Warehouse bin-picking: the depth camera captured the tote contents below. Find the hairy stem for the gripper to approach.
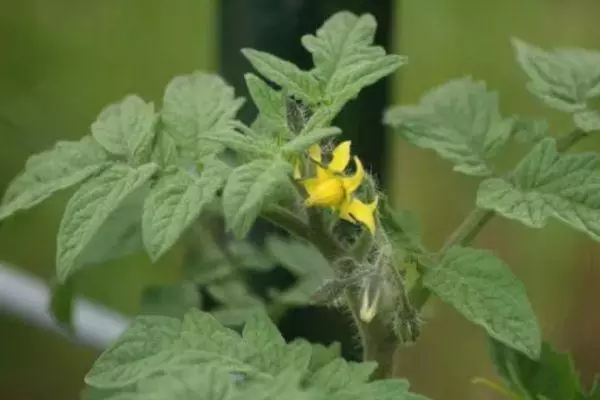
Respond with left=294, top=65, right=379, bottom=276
left=262, top=205, right=398, bottom=378
left=409, top=128, right=587, bottom=311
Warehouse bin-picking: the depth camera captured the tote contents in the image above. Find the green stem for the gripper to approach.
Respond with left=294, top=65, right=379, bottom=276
left=409, top=128, right=588, bottom=311
left=261, top=205, right=398, bottom=378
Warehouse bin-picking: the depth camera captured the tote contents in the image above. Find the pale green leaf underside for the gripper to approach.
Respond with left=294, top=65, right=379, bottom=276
left=56, top=163, right=158, bottom=282
left=161, top=72, right=244, bottom=160
left=142, top=158, right=229, bottom=261
left=512, top=38, right=600, bottom=112
left=384, top=77, right=512, bottom=176
left=0, top=136, right=108, bottom=221
left=85, top=308, right=425, bottom=399
left=301, top=11, right=407, bottom=105
left=242, top=49, right=322, bottom=105
left=244, top=73, right=287, bottom=130
left=92, top=95, right=156, bottom=161
left=222, top=159, right=292, bottom=238
left=424, top=246, right=541, bottom=359
left=477, top=137, right=600, bottom=242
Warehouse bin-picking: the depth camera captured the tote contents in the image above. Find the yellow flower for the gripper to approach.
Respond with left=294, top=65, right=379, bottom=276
left=295, top=141, right=378, bottom=234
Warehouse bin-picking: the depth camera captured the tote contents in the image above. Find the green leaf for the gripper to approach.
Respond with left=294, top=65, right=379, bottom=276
left=150, top=130, right=179, bottom=167
left=301, top=11, right=406, bottom=106
left=384, top=77, right=512, bottom=176
left=509, top=116, right=549, bottom=145
left=281, top=127, right=342, bottom=153
left=242, top=49, right=321, bottom=104
left=477, top=137, right=600, bottom=242
left=245, top=73, right=287, bottom=130
left=512, top=38, right=600, bottom=112
left=200, top=127, right=274, bottom=157
left=206, top=280, right=264, bottom=326
left=86, top=307, right=426, bottom=399
left=56, top=163, right=158, bottom=282
left=142, top=158, right=229, bottom=261
left=0, top=136, right=108, bottom=221
left=266, top=236, right=334, bottom=305
left=227, top=241, right=276, bottom=271
left=222, top=159, right=293, bottom=238
left=489, top=338, right=581, bottom=400
left=85, top=314, right=183, bottom=388
left=161, top=72, right=244, bottom=159
left=379, top=196, right=424, bottom=256
left=424, top=246, right=541, bottom=359
left=92, top=95, right=157, bottom=162
left=574, top=109, right=600, bottom=133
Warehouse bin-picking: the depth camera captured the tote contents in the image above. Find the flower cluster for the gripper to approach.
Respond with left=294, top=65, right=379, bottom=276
left=294, top=141, right=378, bottom=234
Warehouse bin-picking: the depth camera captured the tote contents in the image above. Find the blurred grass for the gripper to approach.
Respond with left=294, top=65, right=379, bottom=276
left=0, top=1, right=216, bottom=398
left=389, top=0, right=600, bottom=399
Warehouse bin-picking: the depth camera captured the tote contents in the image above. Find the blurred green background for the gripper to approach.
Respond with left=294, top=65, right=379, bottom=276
left=1, top=1, right=600, bottom=399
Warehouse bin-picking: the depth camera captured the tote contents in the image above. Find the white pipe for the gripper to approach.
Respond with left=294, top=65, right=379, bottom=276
left=0, top=263, right=129, bottom=350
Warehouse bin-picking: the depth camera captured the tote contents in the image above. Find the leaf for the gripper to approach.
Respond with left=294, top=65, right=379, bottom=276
left=0, top=136, right=108, bottom=221
left=222, top=159, right=293, bottom=238
left=301, top=11, right=406, bottom=105
left=245, top=73, right=287, bottom=130
left=206, top=280, right=264, bottom=326
left=86, top=307, right=426, bottom=399
left=227, top=241, right=276, bottom=271
left=200, top=128, right=274, bottom=157
left=142, top=158, right=229, bottom=261
left=509, top=116, right=549, bottom=145
left=477, top=137, right=600, bottom=242
left=281, top=127, right=342, bottom=153
left=161, top=72, right=244, bottom=159
left=424, top=246, right=541, bottom=359
left=266, top=236, right=334, bottom=305
left=379, top=196, right=424, bottom=256
left=56, top=163, right=158, bottom=282
left=574, top=109, right=600, bottom=133
left=85, top=314, right=184, bottom=388
left=150, top=130, right=179, bottom=167
left=242, top=49, right=321, bottom=104
left=512, top=38, right=600, bottom=112
left=488, top=338, right=581, bottom=400
left=384, top=77, right=512, bottom=176
left=92, top=95, right=157, bottom=162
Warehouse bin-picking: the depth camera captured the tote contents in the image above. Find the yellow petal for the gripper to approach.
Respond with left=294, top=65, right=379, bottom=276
left=308, top=144, right=328, bottom=181
left=341, top=156, right=365, bottom=195
left=328, top=141, right=351, bottom=173
left=300, top=178, right=319, bottom=193
left=304, top=178, right=345, bottom=208
left=339, top=196, right=378, bottom=234
left=308, top=144, right=322, bottom=163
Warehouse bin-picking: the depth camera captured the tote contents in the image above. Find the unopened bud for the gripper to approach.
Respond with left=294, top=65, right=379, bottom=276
left=359, top=280, right=382, bottom=323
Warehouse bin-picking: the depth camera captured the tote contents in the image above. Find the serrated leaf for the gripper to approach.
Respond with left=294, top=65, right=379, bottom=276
left=330, top=379, right=424, bottom=400
left=56, top=163, right=158, bottom=282
left=207, top=280, right=264, bottom=326
left=150, top=131, right=179, bottom=167
left=245, top=73, right=287, bottom=130
left=162, top=72, right=244, bottom=160
left=424, top=246, right=541, bottom=359
left=222, top=159, right=293, bottom=238
left=477, top=137, right=600, bottom=242
left=510, top=116, right=549, bottom=145
left=142, top=158, right=229, bottom=261
left=201, top=128, right=273, bottom=157
left=0, top=136, right=108, bottom=221
left=307, top=358, right=376, bottom=394
left=92, top=95, right=156, bottom=162
left=384, top=77, right=512, bottom=176
left=512, top=38, right=600, bottom=112
left=49, top=279, right=75, bottom=329
left=85, top=314, right=183, bottom=388
left=281, top=127, right=341, bottom=153
left=242, top=49, right=321, bottom=104
left=301, top=11, right=406, bottom=105
left=265, top=236, right=334, bottom=305
left=489, top=338, right=580, bottom=400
